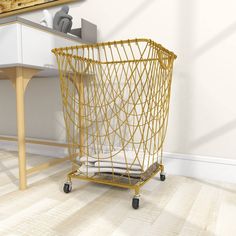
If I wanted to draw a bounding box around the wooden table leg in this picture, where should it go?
[2,67,40,190]
[16,67,27,190]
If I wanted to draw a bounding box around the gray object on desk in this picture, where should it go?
[53,6,73,34]
[70,19,97,43]
[52,5,97,43]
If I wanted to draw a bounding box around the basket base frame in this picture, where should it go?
[66,164,164,195]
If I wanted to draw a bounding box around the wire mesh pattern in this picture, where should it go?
[52,38,176,189]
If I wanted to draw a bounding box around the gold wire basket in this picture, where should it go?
[52,38,176,209]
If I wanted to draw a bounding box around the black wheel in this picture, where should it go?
[63,183,72,193]
[132,198,139,209]
[160,173,166,181]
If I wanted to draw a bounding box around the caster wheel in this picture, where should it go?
[63,182,72,193]
[160,173,166,181]
[132,198,139,209]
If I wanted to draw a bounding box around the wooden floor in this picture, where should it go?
[0,150,236,236]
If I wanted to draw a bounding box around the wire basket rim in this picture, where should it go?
[51,38,177,59]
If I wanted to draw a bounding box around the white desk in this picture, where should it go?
[0,17,96,190]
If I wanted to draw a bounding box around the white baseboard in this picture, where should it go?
[0,140,67,158]
[163,152,236,184]
[1,140,236,184]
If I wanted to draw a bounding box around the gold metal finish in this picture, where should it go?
[53,38,176,196]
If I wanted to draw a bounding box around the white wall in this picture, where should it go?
[0,77,65,141]
[1,0,236,160]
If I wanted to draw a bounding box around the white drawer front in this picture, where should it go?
[0,23,22,65]
[21,24,80,69]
